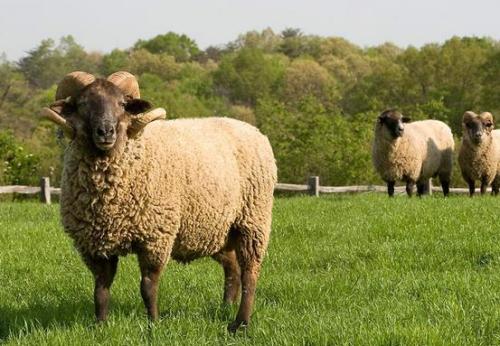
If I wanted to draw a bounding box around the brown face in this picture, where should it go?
[464,116,493,144]
[54,79,151,152]
[377,110,411,139]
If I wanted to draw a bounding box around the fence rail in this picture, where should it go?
[0,176,478,204]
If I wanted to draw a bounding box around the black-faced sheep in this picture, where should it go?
[372,109,454,197]
[41,71,277,333]
[458,111,500,196]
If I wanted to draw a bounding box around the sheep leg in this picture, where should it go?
[492,177,500,196]
[228,262,260,333]
[138,255,164,321]
[213,249,241,304]
[441,181,450,196]
[228,231,267,333]
[416,182,425,196]
[438,172,451,197]
[405,181,415,197]
[467,179,475,197]
[480,179,488,195]
[387,181,395,197]
[84,255,119,322]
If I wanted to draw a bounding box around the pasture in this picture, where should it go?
[1,194,500,345]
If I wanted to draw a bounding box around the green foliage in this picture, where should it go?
[213,48,286,105]
[258,96,378,185]
[18,36,100,89]
[0,131,40,185]
[5,31,500,187]
[134,32,200,62]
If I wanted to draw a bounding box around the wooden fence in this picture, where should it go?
[0,177,60,204]
[0,176,477,204]
[275,176,477,195]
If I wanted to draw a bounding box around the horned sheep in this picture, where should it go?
[372,109,454,197]
[41,71,277,333]
[458,111,500,196]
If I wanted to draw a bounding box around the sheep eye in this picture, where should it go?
[486,123,492,128]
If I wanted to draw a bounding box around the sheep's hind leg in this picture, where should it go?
[416,182,425,196]
[213,248,241,304]
[492,176,500,196]
[480,178,488,195]
[439,173,450,197]
[466,178,475,197]
[138,253,164,321]
[406,180,415,197]
[84,255,119,322]
[228,227,269,334]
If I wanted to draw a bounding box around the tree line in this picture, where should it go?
[1,29,500,187]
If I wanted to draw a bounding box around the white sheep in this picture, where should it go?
[372,109,454,197]
[458,111,500,196]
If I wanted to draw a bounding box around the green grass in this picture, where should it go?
[2,194,500,345]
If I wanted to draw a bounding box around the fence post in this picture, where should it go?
[40,177,51,204]
[308,176,320,197]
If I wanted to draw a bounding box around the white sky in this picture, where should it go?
[1,0,500,61]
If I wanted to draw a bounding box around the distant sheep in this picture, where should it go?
[41,71,277,333]
[372,109,454,197]
[458,111,500,196]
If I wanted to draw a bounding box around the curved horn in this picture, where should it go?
[56,71,95,100]
[480,112,494,122]
[40,107,75,138]
[128,108,166,138]
[463,111,478,122]
[107,71,140,99]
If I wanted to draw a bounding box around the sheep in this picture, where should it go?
[40,71,277,333]
[458,111,500,196]
[372,109,454,197]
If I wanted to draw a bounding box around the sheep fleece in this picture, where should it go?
[372,120,454,183]
[60,117,277,266]
[459,129,500,184]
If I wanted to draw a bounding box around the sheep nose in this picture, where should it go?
[96,124,115,138]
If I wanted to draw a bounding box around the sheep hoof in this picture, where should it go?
[227,320,248,334]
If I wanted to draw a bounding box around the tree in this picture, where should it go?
[214,48,286,105]
[18,36,99,89]
[134,32,200,62]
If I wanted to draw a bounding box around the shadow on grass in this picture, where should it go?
[0,296,137,342]
[0,296,89,341]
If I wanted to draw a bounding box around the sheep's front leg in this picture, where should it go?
[138,254,164,320]
[84,255,119,322]
[387,181,395,197]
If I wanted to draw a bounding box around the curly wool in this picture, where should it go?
[60,117,277,267]
[372,120,454,183]
[459,129,500,185]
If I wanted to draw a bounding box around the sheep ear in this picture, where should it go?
[377,115,386,124]
[402,116,411,123]
[49,97,76,116]
[125,99,152,115]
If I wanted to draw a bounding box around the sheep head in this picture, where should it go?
[462,111,494,144]
[41,71,166,153]
[377,109,411,140]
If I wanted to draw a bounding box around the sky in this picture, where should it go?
[2,0,500,61]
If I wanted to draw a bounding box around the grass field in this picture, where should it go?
[2,194,500,345]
